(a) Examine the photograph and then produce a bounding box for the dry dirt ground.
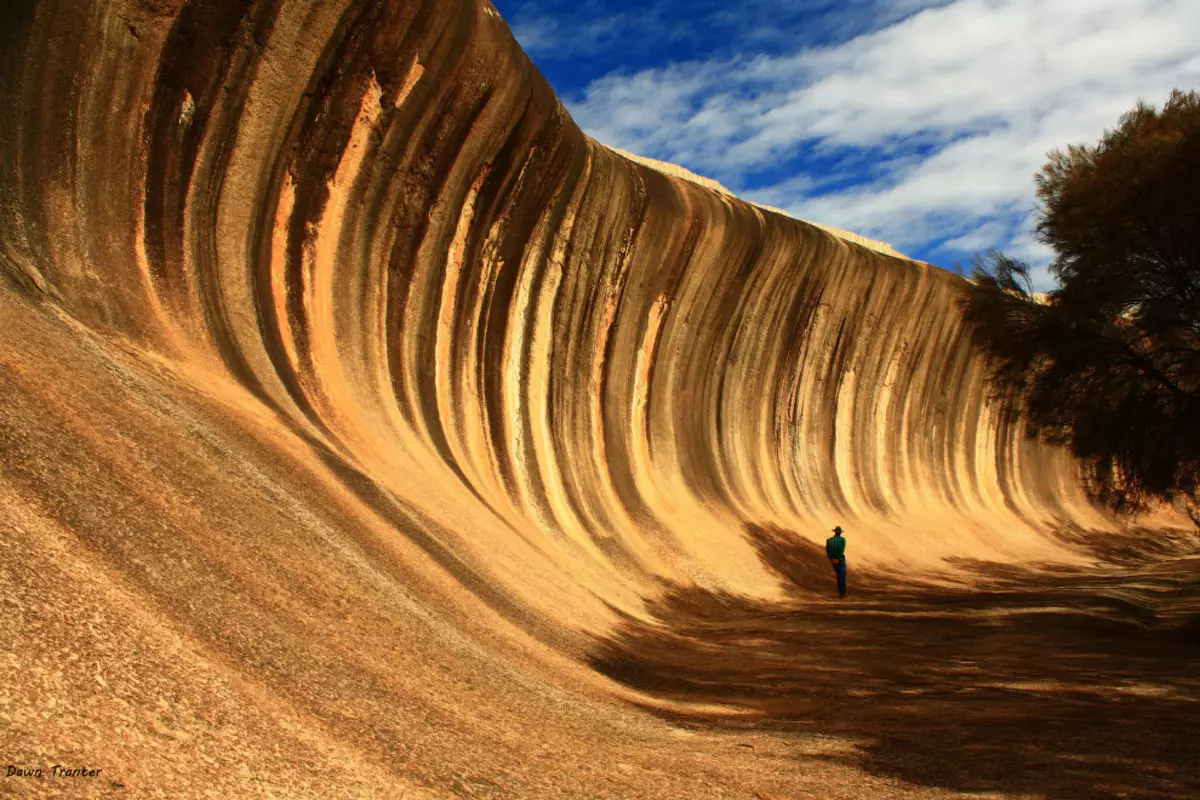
[591,525,1200,800]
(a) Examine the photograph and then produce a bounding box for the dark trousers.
[830,559,847,596]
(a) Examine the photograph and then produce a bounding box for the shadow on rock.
[590,524,1200,800]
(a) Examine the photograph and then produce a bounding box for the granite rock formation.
[3,1,1197,798]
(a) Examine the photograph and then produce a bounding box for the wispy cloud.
[504,1,693,60]
[942,220,1010,254]
[553,0,1200,289]
[503,0,951,63]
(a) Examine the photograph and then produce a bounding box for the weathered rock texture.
[3,1,1197,798]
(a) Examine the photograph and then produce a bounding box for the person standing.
[826,526,848,598]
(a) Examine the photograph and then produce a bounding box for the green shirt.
[826,535,846,559]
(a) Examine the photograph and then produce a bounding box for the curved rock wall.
[0,0,1113,604]
[1,0,1125,641]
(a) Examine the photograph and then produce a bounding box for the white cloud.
[562,0,1200,289]
[943,220,1010,253]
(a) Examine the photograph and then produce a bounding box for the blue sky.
[493,0,1200,289]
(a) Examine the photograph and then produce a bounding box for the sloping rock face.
[0,1,1157,797]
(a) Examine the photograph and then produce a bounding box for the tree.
[963,89,1200,525]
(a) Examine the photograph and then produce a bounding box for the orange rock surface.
[1,2,1197,798]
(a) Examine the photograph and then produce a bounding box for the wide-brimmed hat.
[832,526,843,534]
